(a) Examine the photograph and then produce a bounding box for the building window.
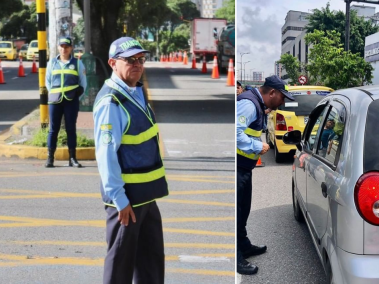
[282,36,296,46]
[282,26,304,35]
[293,45,295,56]
[305,44,308,63]
[298,40,301,61]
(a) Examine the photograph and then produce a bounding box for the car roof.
[288,85,334,92]
[351,85,379,101]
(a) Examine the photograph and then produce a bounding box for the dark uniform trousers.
[47,97,79,149]
[103,201,165,284]
[237,166,253,252]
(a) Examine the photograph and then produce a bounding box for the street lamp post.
[240,52,249,81]
[243,61,250,84]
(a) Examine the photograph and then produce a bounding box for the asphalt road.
[0,61,236,283]
[0,60,40,133]
[236,140,328,284]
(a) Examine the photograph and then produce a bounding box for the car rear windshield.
[30,42,38,47]
[364,99,379,172]
[0,43,11,48]
[278,95,324,116]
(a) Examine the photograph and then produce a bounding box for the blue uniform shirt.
[236,88,264,154]
[93,73,146,211]
[45,55,87,98]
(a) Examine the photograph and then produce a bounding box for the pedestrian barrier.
[201,55,207,73]
[191,55,196,69]
[226,58,235,86]
[0,59,5,84]
[18,56,26,77]
[211,56,219,79]
[31,55,38,73]
[183,51,188,65]
[256,157,265,167]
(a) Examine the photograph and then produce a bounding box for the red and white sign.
[298,75,308,85]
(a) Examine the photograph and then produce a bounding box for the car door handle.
[321,182,328,198]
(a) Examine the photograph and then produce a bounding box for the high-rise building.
[201,0,226,18]
[252,71,264,81]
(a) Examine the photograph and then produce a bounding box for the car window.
[306,107,328,151]
[0,43,11,48]
[279,95,324,116]
[316,103,346,165]
[364,99,379,172]
[30,42,38,48]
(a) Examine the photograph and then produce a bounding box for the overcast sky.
[236,0,378,80]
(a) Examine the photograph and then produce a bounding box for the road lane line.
[160,199,234,207]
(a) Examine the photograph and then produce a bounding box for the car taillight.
[276,113,287,131]
[288,126,294,131]
[354,172,379,226]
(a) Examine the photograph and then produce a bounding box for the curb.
[0,111,95,161]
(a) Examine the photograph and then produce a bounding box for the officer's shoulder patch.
[101,124,112,131]
[69,64,75,70]
[102,131,113,145]
[239,116,246,124]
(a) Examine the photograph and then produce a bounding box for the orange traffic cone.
[179,51,183,62]
[31,55,38,73]
[0,59,5,84]
[256,157,265,167]
[201,55,207,73]
[226,58,235,86]
[183,51,188,65]
[211,56,219,79]
[169,53,172,62]
[160,55,163,62]
[191,55,196,69]
[18,56,25,77]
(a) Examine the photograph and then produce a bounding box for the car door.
[306,99,347,242]
[295,103,329,212]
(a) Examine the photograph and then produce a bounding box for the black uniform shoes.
[237,258,258,275]
[242,244,267,259]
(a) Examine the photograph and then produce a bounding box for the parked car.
[0,41,17,60]
[27,40,49,61]
[283,86,379,283]
[18,44,29,60]
[266,85,334,162]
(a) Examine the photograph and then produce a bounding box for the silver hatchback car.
[283,86,379,284]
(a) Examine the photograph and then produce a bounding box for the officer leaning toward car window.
[236,75,295,275]
[93,37,169,284]
[45,37,87,168]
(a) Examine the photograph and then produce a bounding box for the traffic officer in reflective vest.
[45,37,87,168]
[93,37,169,284]
[236,75,295,275]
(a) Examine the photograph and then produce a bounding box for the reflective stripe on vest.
[236,148,260,160]
[244,128,262,137]
[121,124,159,144]
[121,166,166,184]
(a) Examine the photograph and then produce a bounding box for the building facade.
[201,0,226,18]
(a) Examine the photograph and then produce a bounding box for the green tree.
[278,53,301,85]
[159,23,190,54]
[215,0,235,22]
[305,29,373,89]
[306,3,378,57]
[72,17,84,46]
[0,0,23,19]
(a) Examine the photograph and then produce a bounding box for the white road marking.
[0,121,17,125]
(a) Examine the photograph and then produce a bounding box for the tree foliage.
[215,0,235,22]
[278,53,301,85]
[0,0,23,19]
[72,17,84,46]
[306,3,379,57]
[159,23,190,55]
[305,29,373,89]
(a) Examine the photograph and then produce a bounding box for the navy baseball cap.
[263,75,295,101]
[109,37,149,59]
[59,37,73,46]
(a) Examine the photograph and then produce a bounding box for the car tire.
[325,256,334,284]
[274,142,286,163]
[265,131,274,149]
[292,183,304,222]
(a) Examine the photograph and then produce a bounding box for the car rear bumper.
[335,246,379,284]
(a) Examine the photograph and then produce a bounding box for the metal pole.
[243,61,250,84]
[240,52,249,82]
[84,0,90,53]
[345,0,351,51]
[37,0,48,128]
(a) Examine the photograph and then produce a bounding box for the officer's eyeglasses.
[117,56,146,65]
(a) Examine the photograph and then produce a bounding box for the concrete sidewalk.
[0,110,95,160]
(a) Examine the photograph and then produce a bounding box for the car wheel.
[265,131,274,149]
[292,183,304,222]
[325,256,334,284]
[274,143,286,163]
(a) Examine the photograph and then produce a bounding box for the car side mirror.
[283,130,301,145]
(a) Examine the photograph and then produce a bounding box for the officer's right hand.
[118,204,136,226]
[259,143,270,155]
